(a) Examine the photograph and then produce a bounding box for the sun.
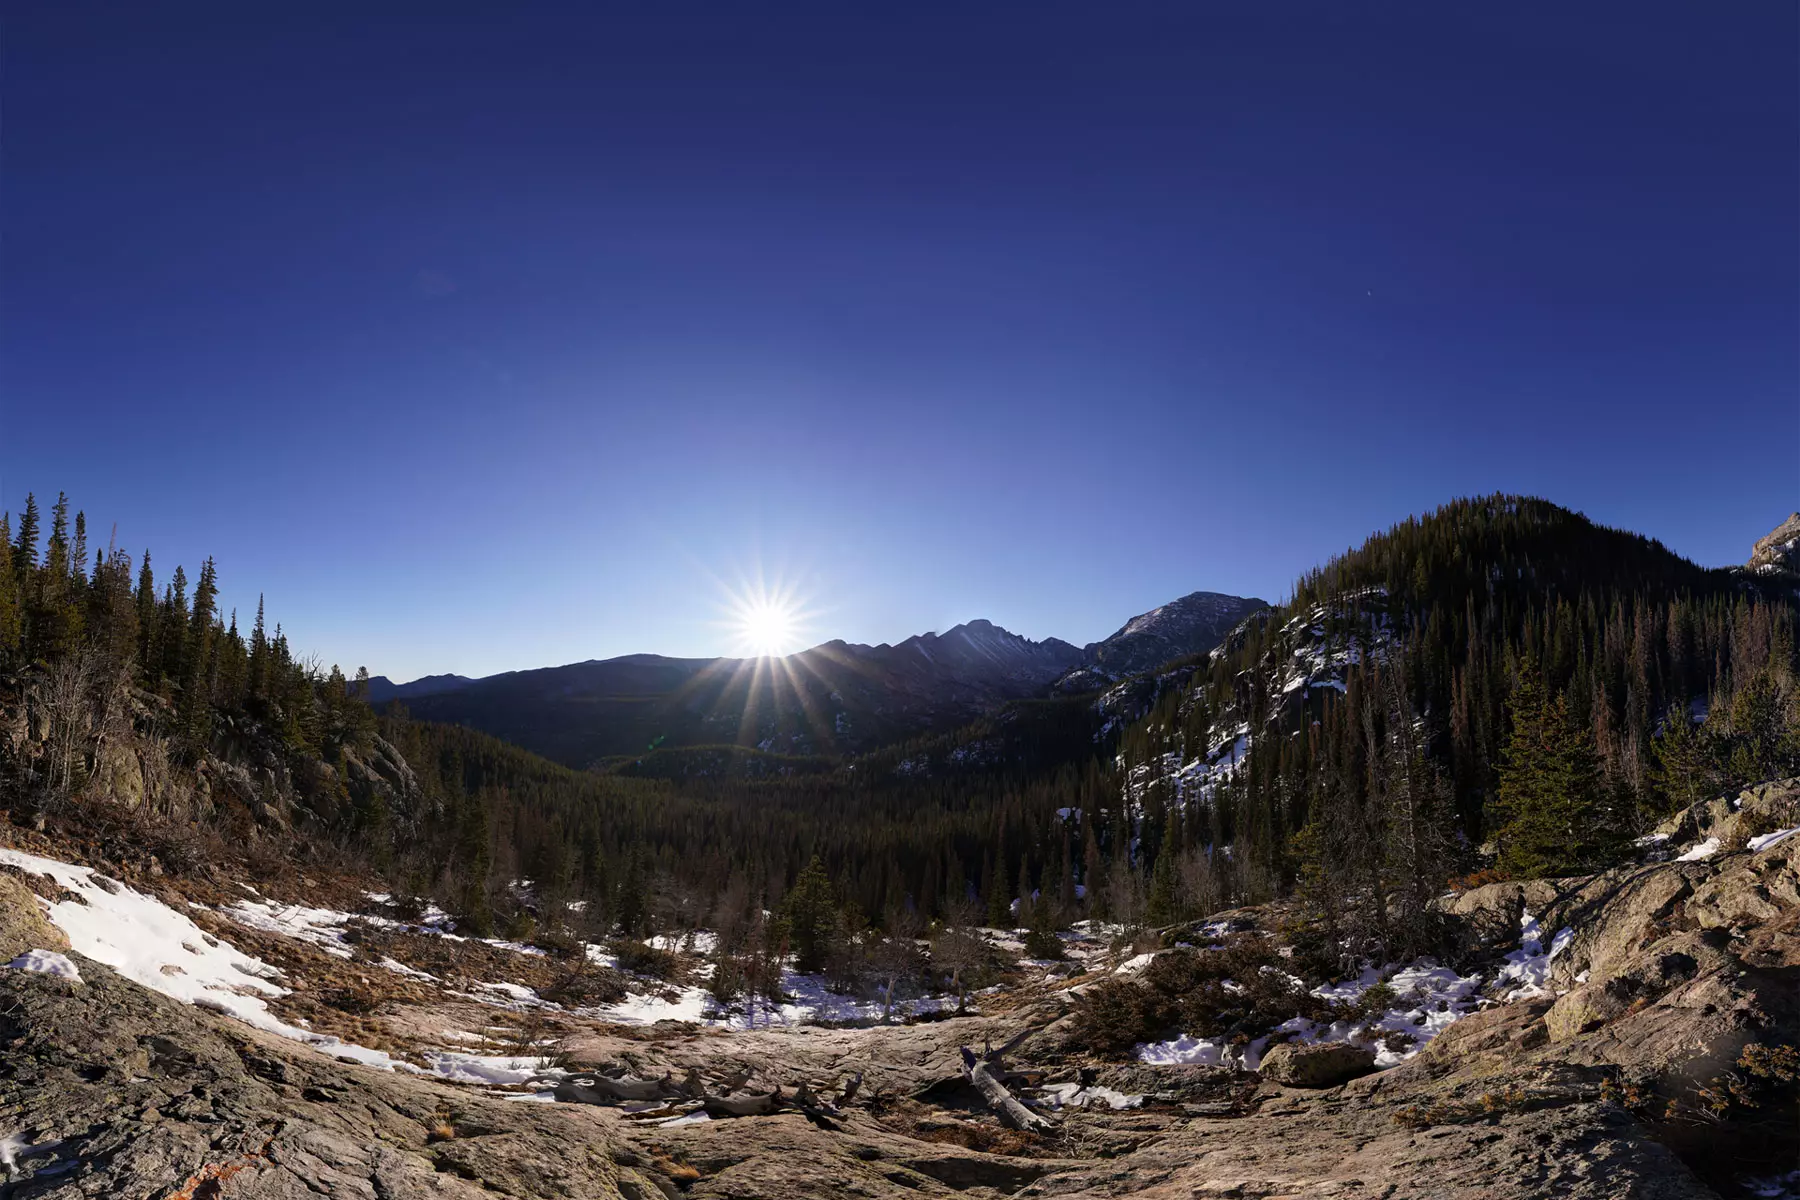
[737,598,799,657]
[713,573,816,658]
[727,582,806,651]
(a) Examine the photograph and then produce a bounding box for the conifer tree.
[180,558,220,741]
[1495,667,1619,877]
[0,516,18,661]
[70,511,87,586]
[30,493,82,660]
[13,494,38,579]
[135,552,158,683]
[1651,702,1716,814]
[248,595,270,701]
[783,855,839,974]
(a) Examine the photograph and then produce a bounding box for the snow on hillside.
[1137,955,1484,1071]
[0,847,398,1069]
[1,845,962,1079]
[1123,590,1394,814]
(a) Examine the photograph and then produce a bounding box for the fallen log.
[701,1086,784,1118]
[960,1040,1057,1135]
[552,1072,683,1105]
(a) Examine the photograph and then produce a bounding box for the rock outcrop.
[0,956,639,1198]
[0,869,69,960]
[1749,511,1800,574]
[1258,1041,1377,1088]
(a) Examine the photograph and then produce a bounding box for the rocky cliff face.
[1750,511,1800,575]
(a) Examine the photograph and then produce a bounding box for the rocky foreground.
[3,783,1798,1199]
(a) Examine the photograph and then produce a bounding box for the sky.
[3,2,1796,681]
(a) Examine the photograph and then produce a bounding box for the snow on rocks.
[1495,911,1574,1000]
[1748,826,1800,853]
[1034,1081,1145,1110]
[420,1052,564,1087]
[6,949,81,981]
[1676,837,1721,862]
[1137,1033,1243,1069]
[1279,960,1484,1068]
[223,894,545,970]
[1137,955,1486,1072]
[1113,952,1158,977]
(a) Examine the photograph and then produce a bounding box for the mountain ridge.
[379,591,1264,766]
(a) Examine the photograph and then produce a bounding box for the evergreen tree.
[181,558,220,742]
[783,855,839,974]
[135,551,158,684]
[248,595,270,702]
[1494,667,1620,877]
[30,492,82,660]
[13,494,39,579]
[70,511,87,586]
[1651,702,1716,814]
[0,516,19,661]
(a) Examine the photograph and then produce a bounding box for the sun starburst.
[721,579,812,658]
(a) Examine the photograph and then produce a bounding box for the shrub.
[1354,982,1398,1021]
[1069,937,1331,1060]
[1067,980,1157,1056]
[1449,868,1508,893]
[1023,926,1065,960]
[609,939,679,981]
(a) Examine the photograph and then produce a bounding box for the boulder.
[1545,985,1628,1043]
[1394,998,1553,1081]
[1259,1041,1376,1088]
[0,870,71,960]
[1654,779,1800,852]
[93,739,145,808]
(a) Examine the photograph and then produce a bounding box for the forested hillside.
[1112,496,1800,960]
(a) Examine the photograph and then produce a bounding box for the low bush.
[1067,980,1157,1056]
[1067,937,1333,1058]
[609,939,680,981]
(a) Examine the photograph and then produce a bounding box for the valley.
[1,495,1797,1198]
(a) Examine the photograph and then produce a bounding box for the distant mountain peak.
[1061,591,1270,688]
[363,673,476,704]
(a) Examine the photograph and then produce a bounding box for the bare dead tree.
[959,1028,1056,1134]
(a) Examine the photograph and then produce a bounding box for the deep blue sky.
[4,2,1796,681]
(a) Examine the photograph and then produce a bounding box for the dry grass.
[912,1121,1042,1157]
[651,1148,702,1184]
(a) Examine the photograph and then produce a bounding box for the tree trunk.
[959,1039,1055,1135]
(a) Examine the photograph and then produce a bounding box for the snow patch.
[421,1052,562,1087]
[1496,912,1573,1000]
[1676,837,1721,862]
[1748,827,1799,853]
[1035,1081,1144,1110]
[0,848,400,1070]
[6,949,81,981]
[1138,956,1485,1071]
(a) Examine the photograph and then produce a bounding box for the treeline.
[0,492,378,810]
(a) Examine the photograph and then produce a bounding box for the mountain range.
[367,590,1267,767]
